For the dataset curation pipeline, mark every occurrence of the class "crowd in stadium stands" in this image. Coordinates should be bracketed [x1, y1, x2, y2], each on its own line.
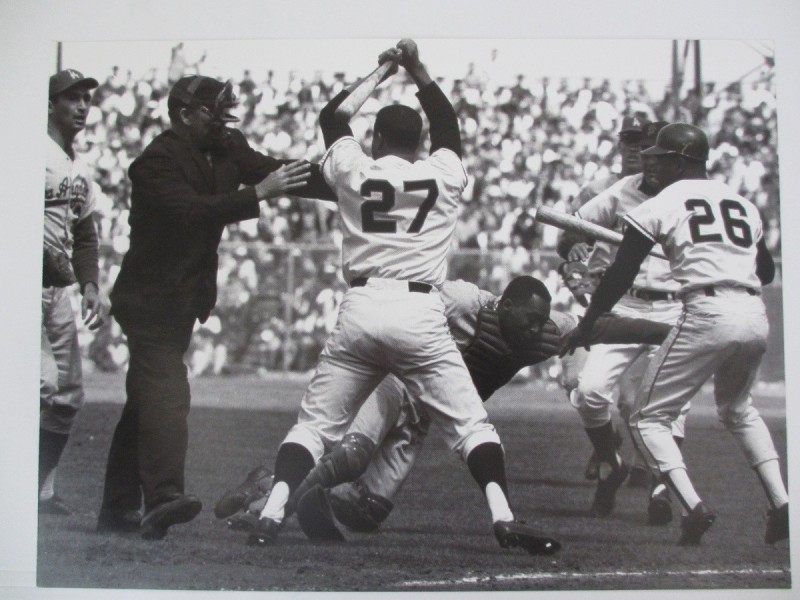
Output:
[75, 54, 780, 380]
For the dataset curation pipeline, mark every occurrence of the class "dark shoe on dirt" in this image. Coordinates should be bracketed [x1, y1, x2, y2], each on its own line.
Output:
[140, 494, 202, 540]
[678, 502, 715, 546]
[493, 520, 561, 555]
[765, 503, 789, 545]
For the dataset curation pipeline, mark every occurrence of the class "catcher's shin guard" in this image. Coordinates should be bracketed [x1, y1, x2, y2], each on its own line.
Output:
[296, 485, 345, 541]
[328, 483, 393, 532]
[285, 433, 375, 516]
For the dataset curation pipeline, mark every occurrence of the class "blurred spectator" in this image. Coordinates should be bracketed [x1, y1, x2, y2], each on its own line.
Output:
[75, 53, 779, 382]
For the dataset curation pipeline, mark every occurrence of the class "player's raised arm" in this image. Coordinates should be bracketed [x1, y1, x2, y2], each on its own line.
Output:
[398, 39, 461, 157]
[319, 51, 399, 149]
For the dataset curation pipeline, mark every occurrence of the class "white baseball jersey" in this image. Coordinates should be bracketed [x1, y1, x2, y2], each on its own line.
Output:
[577, 173, 678, 292]
[320, 137, 467, 287]
[624, 179, 763, 294]
[575, 173, 619, 211]
[44, 137, 96, 264]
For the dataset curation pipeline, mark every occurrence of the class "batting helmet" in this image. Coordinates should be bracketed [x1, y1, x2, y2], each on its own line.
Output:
[641, 123, 709, 162]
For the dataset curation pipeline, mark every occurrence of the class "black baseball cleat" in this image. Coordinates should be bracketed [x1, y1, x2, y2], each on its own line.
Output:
[39, 494, 72, 516]
[140, 494, 202, 540]
[493, 520, 561, 555]
[97, 508, 142, 533]
[764, 503, 789, 545]
[678, 502, 716, 546]
[226, 511, 260, 532]
[214, 465, 274, 519]
[591, 461, 630, 517]
[246, 517, 283, 547]
[647, 485, 673, 526]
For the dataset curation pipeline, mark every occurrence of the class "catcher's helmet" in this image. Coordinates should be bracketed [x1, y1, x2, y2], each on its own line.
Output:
[641, 123, 709, 162]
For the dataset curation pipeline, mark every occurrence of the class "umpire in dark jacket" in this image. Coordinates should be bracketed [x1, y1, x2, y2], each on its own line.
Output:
[98, 75, 335, 539]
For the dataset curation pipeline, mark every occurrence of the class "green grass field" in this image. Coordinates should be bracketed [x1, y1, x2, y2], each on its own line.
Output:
[36, 372, 790, 592]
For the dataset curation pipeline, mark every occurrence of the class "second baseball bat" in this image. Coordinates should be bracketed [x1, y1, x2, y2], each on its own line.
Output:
[535, 205, 668, 260]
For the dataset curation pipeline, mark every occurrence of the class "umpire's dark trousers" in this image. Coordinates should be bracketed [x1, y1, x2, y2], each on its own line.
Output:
[100, 318, 194, 514]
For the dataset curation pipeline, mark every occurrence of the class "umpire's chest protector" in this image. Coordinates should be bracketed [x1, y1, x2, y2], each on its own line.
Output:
[461, 306, 527, 401]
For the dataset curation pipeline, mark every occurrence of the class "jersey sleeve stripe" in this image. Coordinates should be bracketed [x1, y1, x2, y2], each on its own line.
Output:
[623, 214, 656, 242]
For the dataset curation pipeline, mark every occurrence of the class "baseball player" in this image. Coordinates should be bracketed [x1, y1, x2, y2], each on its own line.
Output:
[560, 121, 696, 524]
[41, 69, 106, 514]
[216, 276, 671, 536]
[245, 40, 560, 555]
[557, 116, 657, 484]
[561, 123, 789, 546]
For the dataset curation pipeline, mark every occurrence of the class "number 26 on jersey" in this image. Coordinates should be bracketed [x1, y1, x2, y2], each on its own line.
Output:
[685, 198, 753, 248]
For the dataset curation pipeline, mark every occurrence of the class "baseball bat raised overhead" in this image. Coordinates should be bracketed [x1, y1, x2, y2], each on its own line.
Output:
[334, 61, 396, 122]
[534, 205, 668, 261]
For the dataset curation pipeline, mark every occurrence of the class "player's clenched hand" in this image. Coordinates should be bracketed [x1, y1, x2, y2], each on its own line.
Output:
[558, 320, 592, 357]
[377, 47, 401, 81]
[81, 283, 106, 331]
[255, 160, 312, 200]
[396, 39, 420, 68]
[567, 242, 592, 262]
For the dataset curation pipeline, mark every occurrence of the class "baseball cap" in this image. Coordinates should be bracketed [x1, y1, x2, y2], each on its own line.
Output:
[168, 75, 239, 122]
[49, 69, 99, 98]
[618, 115, 647, 135]
[641, 120, 670, 148]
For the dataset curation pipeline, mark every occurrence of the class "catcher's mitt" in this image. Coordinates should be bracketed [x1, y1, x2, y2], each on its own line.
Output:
[519, 319, 562, 365]
[42, 246, 76, 288]
[557, 260, 597, 307]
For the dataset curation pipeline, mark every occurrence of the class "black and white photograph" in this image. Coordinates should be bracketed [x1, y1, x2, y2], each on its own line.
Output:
[2, 1, 799, 598]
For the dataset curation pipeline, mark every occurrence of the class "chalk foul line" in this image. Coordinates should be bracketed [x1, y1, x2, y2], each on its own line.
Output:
[398, 567, 789, 587]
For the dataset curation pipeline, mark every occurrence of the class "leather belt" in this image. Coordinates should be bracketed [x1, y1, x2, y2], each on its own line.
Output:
[350, 277, 433, 294]
[701, 285, 758, 297]
[627, 287, 676, 302]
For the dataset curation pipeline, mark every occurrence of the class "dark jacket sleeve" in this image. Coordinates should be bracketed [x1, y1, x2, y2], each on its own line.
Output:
[71, 215, 99, 291]
[319, 90, 353, 149]
[416, 82, 461, 157]
[587, 314, 671, 346]
[129, 149, 261, 226]
[583, 227, 654, 323]
[225, 128, 336, 202]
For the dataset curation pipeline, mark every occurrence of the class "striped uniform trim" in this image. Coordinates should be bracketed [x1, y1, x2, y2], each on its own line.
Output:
[623, 214, 656, 243]
[631, 306, 691, 511]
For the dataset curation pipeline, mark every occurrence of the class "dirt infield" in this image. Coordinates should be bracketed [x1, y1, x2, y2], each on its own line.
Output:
[36, 372, 790, 592]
